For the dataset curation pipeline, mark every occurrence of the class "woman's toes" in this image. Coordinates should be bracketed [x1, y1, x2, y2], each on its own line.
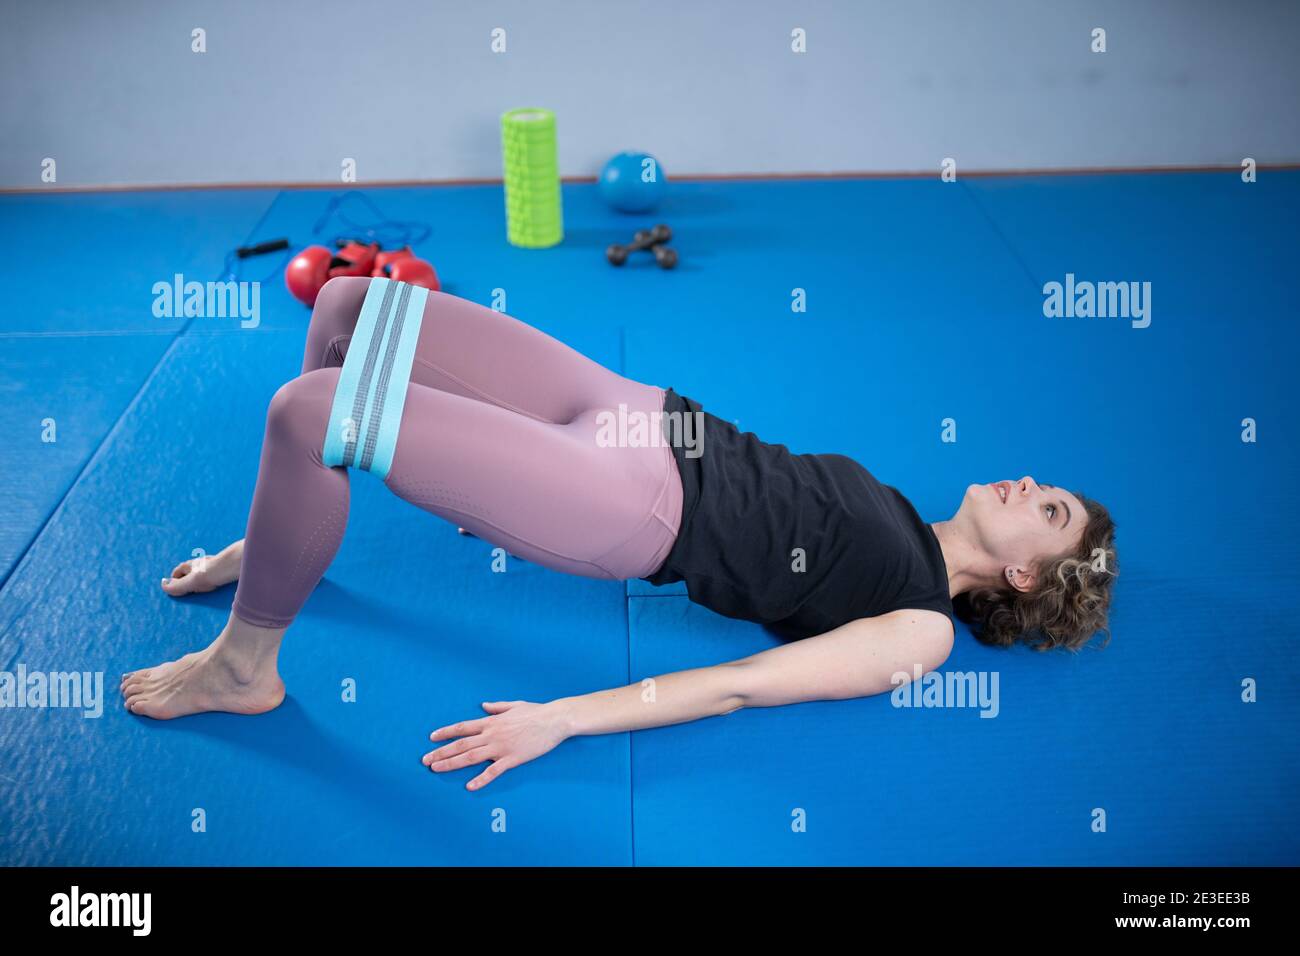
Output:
[161, 553, 241, 598]
[126, 687, 163, 711]
[123, 676, 161, 702]
[161, 575, 193, 596]
[122, 673, 149, 694]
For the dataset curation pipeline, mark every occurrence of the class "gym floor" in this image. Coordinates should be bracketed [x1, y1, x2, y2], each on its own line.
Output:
[1, 172, 1297, 865]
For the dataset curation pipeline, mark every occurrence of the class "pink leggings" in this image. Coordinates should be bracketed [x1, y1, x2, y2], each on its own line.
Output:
[230, 277, 684, 629]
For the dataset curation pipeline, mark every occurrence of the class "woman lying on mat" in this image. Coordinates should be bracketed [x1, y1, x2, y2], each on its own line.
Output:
[120, 276, 1118, 790]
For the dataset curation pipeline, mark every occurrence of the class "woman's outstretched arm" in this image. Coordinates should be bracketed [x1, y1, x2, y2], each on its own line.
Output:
[424, 609, 954, 790]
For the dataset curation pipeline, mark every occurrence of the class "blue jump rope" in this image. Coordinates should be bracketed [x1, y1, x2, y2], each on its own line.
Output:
[219, 191, 433, 283]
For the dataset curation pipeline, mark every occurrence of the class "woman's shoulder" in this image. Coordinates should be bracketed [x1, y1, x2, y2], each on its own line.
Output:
[867, 608, 957, 656]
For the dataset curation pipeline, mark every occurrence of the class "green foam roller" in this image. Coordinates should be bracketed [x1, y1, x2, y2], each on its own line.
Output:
[501, 108, 563, 249]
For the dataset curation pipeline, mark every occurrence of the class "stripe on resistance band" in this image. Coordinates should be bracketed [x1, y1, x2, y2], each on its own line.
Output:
[322, 277, 430, 481]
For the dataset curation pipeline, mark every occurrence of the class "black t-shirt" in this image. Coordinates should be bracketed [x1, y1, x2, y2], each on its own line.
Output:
[643, 389, 954, 640]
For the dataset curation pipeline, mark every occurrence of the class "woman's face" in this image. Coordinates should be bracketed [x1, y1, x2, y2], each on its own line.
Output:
[961, 476, 1087, 585]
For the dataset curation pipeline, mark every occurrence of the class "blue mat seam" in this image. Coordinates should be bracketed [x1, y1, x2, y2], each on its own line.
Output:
[0, 333, 187, 596]
[0, 190, 283, 598]
[958, 179, 1043, 293]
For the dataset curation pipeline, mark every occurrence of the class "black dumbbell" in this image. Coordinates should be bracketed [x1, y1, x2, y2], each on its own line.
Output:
[650, 244, 677, 269]
[606, 224, 676, 269]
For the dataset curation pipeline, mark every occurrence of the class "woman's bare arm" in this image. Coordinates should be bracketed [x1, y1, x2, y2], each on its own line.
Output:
[424, 609, 954, 790]
[561, 607, 953, 732]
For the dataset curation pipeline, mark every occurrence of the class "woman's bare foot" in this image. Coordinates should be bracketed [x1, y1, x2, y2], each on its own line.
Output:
[121, 612, 286, 720]
[161, 539, 244, 596]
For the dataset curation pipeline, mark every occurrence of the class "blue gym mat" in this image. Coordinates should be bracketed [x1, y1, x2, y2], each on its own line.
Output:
[1, 174, 1296, 865]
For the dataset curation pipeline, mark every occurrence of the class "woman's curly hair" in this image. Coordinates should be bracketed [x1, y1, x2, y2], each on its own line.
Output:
[954, 493, 1117, 652]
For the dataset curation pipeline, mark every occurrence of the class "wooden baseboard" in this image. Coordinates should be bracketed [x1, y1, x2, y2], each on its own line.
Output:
[2, 162, 1295, 195]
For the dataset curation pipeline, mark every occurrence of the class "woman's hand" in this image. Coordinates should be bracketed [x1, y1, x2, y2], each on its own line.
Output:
[424, 700, 572, 791]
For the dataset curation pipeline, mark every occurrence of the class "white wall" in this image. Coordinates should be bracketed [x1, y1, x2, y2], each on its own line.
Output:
[3, 0, 1298, 188]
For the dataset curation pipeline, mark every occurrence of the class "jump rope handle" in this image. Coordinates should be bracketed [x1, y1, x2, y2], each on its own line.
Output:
[235, 238, 291, 259]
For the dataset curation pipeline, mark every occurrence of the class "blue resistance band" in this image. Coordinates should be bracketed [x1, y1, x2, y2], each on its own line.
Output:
[322, 277, 430, 481]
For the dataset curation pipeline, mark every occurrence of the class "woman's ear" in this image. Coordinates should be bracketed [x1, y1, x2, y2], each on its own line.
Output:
[1005, 565, 1036, 592]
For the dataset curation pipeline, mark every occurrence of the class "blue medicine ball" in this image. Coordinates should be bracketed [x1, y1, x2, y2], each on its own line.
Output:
[598, 151, 667, 213]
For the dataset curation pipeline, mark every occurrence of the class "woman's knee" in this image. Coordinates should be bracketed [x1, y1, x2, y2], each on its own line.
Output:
[266, 367, 340, 450]
[306, 276, 370, 365]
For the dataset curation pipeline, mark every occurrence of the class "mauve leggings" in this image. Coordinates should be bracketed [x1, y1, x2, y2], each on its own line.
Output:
[230, 277, 683, 629]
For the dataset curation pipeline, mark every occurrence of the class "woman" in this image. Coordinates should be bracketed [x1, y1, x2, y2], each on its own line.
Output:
[120, 276, 1118, 791]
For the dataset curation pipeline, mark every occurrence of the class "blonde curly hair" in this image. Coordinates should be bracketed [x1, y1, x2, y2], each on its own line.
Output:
[955, 493, 1117, 652]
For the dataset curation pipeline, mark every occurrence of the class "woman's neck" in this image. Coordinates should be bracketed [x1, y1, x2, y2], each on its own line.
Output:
[930, 519, 997, 599]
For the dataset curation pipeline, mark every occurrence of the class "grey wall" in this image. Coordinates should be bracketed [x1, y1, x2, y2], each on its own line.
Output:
[3, 0, 1298, 188]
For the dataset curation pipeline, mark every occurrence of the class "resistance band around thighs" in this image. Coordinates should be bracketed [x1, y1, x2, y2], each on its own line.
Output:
[322, 277, 430, 481]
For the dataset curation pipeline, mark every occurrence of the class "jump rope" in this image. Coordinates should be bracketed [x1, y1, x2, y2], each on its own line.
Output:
[219, 191, 433, 284]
